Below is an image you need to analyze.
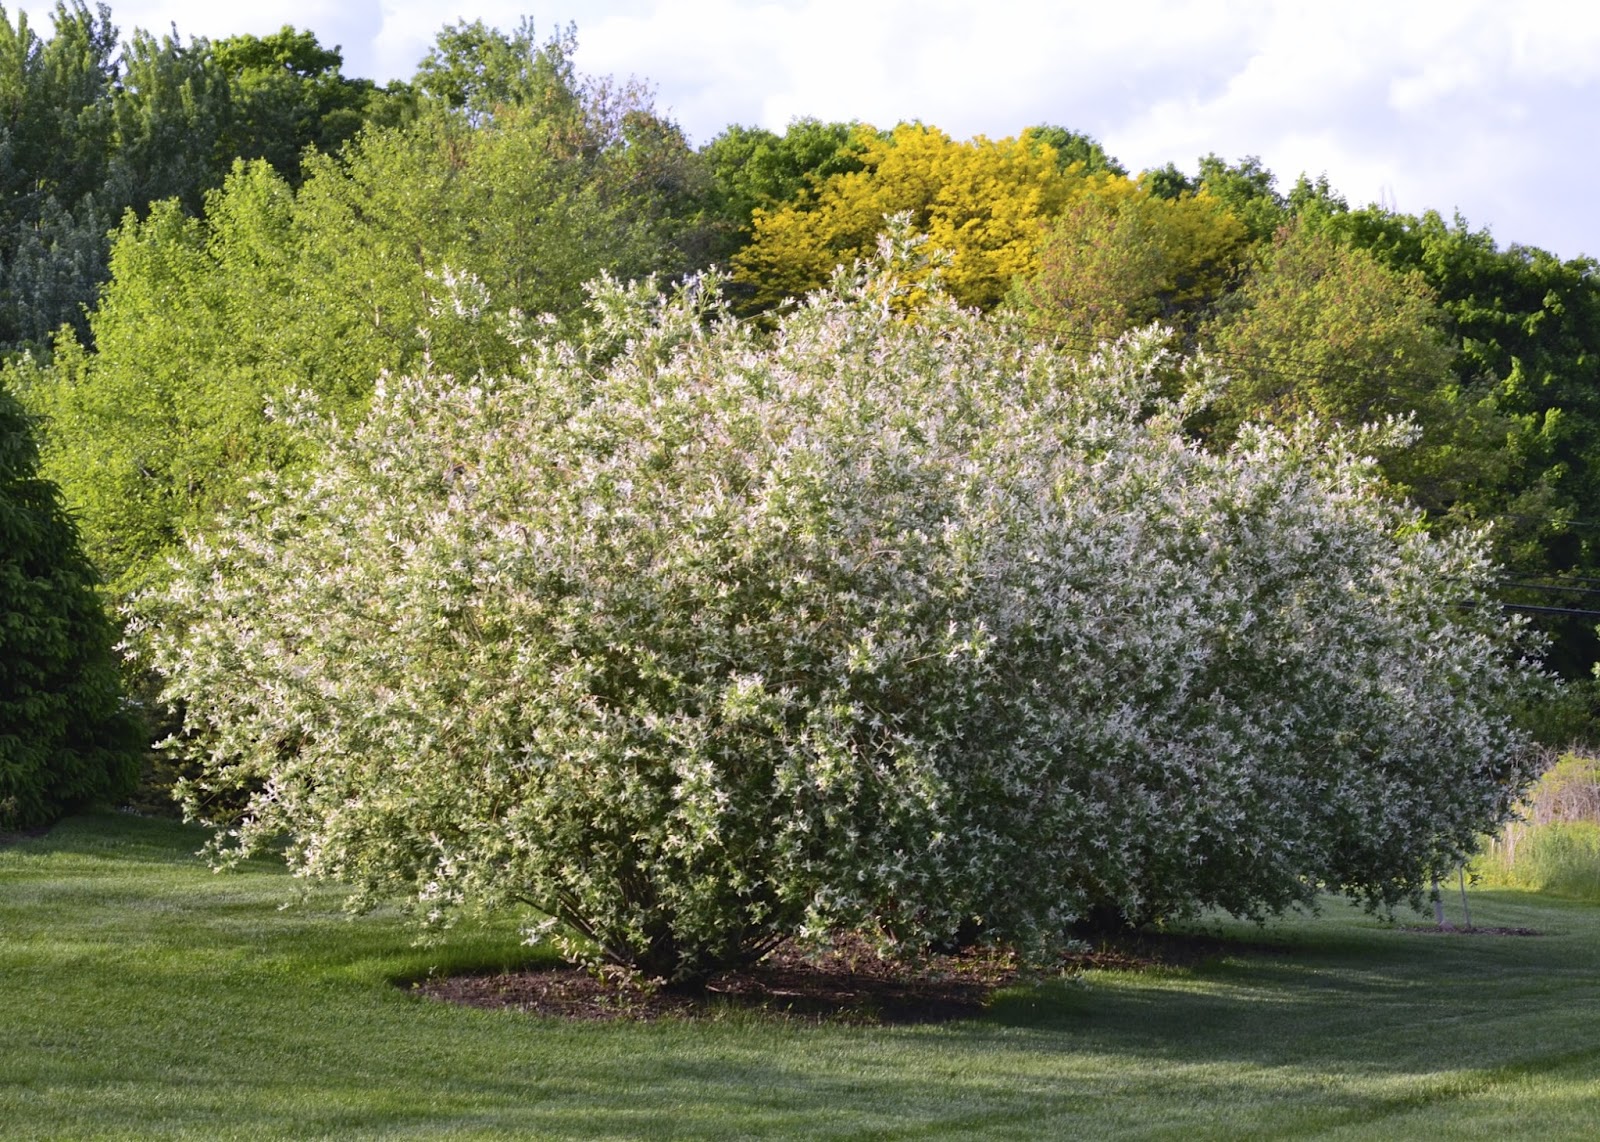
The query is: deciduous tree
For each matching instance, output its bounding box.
[1011,174,1246,345]
[732,122,1083,311]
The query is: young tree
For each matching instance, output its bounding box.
[0,382,139,830]
[141,230,1544,982]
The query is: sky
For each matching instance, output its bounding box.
[16,0,1600,260]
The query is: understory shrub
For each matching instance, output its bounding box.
[138,231,1546,982]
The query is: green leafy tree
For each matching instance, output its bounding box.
[412,17,580,121]
[1141,161,1195,201]
[0,382,139,830]
[19,23,711,600]
[1011,175,1247,345]
[1201,221,1500,515]
[1197,153,1287,243]
[1023,124,1125,177]
[140,233,1543,982]
[702,119,872,226]
[102,24,231,216]
[1320,207,1600,680]
[211,26,405,187]
[16,166,303,596]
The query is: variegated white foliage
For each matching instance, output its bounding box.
[137,234,1545,981]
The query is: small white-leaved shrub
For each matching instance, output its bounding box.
[137,230,1546,982]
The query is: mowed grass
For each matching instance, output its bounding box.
[3,813,1599,1140]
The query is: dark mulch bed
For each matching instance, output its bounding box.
[1399,924,1542,936]
[0,825,52,849]
[410,930,1286,1025]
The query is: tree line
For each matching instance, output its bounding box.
[5,6,1596,684]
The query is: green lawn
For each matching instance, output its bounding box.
[3,813,1598,1140]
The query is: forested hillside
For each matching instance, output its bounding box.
[2,1,1595,856]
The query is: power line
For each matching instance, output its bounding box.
[1496,603,1600,619]
[1489,513,1600,531]
[1497,582,1600,598]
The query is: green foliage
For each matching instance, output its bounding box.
[17,26,710,600]
[1201,221,1501,515]
[1012,175,1246,344]
[1023,124,1126,176]
[141,235,1544,981]
[211,26,404,187]
[0,7,406,359]
[1197,153,1287,243]
[412,17,577,120]
[702,119,872,224]
[0,383,138,830]
[0,1,118,349]
[102,24,231,216]
[15,170,307,597]
[1318,207,1600,678]
[1141,161,1196,200]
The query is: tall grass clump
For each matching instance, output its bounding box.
[1475,750,1600,901]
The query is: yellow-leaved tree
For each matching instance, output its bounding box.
[733,123,1085,311]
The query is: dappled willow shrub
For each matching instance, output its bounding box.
[138,232,1545,982]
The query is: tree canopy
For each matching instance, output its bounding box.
[731,122,1083,311]
[16,24,710,599]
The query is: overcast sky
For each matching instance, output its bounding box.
[17,0,1599,260]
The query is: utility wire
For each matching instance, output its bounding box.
[1490,513,1600,531]
[1462,600,1600,619]
[1496,582,1600,598]
[1496,603,1600,619]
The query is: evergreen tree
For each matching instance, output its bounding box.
[0,382,139,830]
